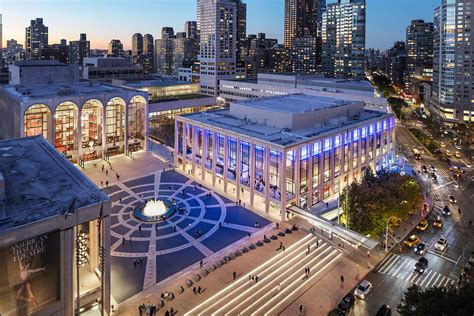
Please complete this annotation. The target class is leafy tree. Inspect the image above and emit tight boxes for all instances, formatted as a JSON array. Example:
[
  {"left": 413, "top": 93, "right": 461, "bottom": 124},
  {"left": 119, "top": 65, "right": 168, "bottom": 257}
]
[{"left": 397, "top": 284, "right": 474, "bottom": 315}]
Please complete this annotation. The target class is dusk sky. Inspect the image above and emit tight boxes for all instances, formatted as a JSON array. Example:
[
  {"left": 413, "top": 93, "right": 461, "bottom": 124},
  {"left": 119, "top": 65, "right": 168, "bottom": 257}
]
[{"left": 2, "top": 0, "right": 439, "bottom": 50}]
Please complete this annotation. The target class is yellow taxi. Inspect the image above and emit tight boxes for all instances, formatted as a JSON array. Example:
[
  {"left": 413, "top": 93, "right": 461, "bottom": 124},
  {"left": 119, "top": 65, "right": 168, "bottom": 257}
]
[
  {"left": 445, "top": 150, "right": 452, "bottom": 157},
  {"left": 434, "top": 217, "right": 444, "bottom": 228},
  {"left": 404, "top": 235, "right": 421, "bottom": 247},
  {"left": 440, "top": 142, "right": 446, "bottom": 148},
  {"left": 455, "top": 151, "right": 461, "bottom": 158},
  {"left": 416, "top": 219, "right": 429, "bottom": 231}
]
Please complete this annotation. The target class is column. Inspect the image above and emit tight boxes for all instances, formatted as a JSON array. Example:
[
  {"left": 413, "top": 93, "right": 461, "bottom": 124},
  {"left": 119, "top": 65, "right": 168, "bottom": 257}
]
[
  {"left": 264, "top": 145, "right": 270, "bottom": 214},
  {"left": 295, "top": 146, "right": 301, "bottom": 207},
  {"left": 144, "top": 100, "right": 149, "bottom": 151},
  {"left": 280, "top": 150, "right": 287, "bottom": 221},
  {"left": 201, "top": 128, "right": 206, "bottom": 181},
  {"left": 182, "top": 121, "right": 187, "bottom": 172},
  {"left": 223, "top": 135, "right": 229, "bottom": 193},
  {"left": 102, "top": 105, "right": 107, "bottom": 160},
  {"left": 125, "top": 102, "right": 129, "bottom": 155},
  {"left": 236, "top": 138, "right": 242, "bottom": 200},
  {"left": 307, "top": 144, "right": 314, "bottom": 207},
  {"left": 212, "top": 131, "right": 217, "bottom": 187},
  {"left": 191, "top": 125, "right": 197, "bottom": 176},
  {"left": 249, "top": 142, "right": 255, "bottom": 207},
  {"left": 77, "top": 108, "right": 83, "bottom": 161},
  {"left": 48, "top": 110, "right": 55, "bottom": 146},
  {"left": 174, "top": 120, "right": 179, "bottom": 167}
]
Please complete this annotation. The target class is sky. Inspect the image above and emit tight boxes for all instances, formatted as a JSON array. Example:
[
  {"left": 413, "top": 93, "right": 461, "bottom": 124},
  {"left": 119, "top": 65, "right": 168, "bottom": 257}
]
[{"left": 1, "top": 0, "right": 440, "bottom": 50}]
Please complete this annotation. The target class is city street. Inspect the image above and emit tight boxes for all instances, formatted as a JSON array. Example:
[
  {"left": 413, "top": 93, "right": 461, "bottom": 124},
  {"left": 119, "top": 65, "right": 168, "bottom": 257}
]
[{"left": 347, "top": 123, "right": 474, "bottom": 315}]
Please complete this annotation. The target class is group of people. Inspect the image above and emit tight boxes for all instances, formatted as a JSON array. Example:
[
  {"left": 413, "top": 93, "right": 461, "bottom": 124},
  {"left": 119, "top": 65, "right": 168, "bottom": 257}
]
[
  {"left": 99, "top": 162, "right": 120, "bottom": 187},
  {"left": 133, "top": 257, "right": 144, "bottom": 267}
]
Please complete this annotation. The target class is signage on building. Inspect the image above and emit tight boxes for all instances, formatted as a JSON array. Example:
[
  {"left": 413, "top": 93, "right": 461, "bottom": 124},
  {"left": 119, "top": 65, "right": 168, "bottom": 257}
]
[{"left": 0, "top": 231, "right": 60, "bottom": 316}]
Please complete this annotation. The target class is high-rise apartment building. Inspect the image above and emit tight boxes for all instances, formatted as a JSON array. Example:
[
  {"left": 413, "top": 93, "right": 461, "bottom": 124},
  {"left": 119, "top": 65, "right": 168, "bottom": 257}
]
[
  {"left": 25, "top": 18, "right": 48, "bottom": 60},
  {"left": 41, "top": 39, "right": 69, "bottom": 64},
  {"left": 108, "top": 39, "right": 124, "bottom": 57},
  {"left": 184, "top": 21, "right": 198, "bottom": 39},
  {"left": 322, "top": 0, "right": 366, "bottom": 78},
  {"left": 69, "top": 33, "right": 90, "bottom": 65},
  {"left": 132, "top": 33, "right": 144, "bottom": 57},
  {"left": 0, "top": 14, "right": 3, "bottom": 51},
  {"left": 404, "top": 20, "right": 434, "bottom": 93},
  {"left": 198, "top": 0, "right": 239, "bottom": 96},
  {"left": 431, "top": 0, "right": 473, "bottom": 125},
  {"left": 142, "top": 34, "right": 155, "bottom": 74},
  {"left": 162, "top": 27, "right": 175, "bottom": 40},
  {"left": 383, "top": 41, "right": 407, "bottom": 87}
]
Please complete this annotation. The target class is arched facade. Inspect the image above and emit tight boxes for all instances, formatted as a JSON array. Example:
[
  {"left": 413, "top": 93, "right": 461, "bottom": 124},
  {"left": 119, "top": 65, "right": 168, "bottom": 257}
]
[
  {"left": 54, "top": 101, "right": 79, "bottom": 160},
  {"left": 127, "top": 95, "right": 147, "bottom": 152},
  {"left": 24, "top": 104, "right": 52, "bottom": 140},
  {"left": 105, "top": 97, "right": 126, "bottom": 157},
  {"left": 81, "top": 99, "right": 104, "bottom": 161}
]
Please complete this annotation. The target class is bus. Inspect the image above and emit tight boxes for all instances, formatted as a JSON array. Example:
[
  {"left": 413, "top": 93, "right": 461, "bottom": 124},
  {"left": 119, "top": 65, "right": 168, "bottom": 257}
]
[{"left": 413, "top": 148, "right": 422, "bottom": 160}]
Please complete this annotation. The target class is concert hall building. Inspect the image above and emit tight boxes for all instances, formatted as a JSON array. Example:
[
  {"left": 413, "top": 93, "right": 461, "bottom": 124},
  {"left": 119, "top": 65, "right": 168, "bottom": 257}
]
[{"left": 174, "top": 94, "right": 395, "bottom": 220}]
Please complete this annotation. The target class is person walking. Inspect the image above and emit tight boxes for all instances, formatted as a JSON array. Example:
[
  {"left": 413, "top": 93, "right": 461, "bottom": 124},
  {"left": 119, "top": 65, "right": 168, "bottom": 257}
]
[
  {"left": 277, "top": 283, "right": 281, "bottom": 293},
  {"left": 200, "top": 260, "right": 203, "bottom": 268},
  {"left": 193, "top": 287, "right": 196, "bottom": 295},
  {"left": 299, "top": 304, "right": 303, "bottom": 314},
  {"left": 307, "top": 244, "right": 310, "bottom": 253},
  {"left": 340, "top": 275, "right": 344, "bottom": 283},
  {"left": 255, "top": 276, "right": 259, "bottom": 283},
  {"left": 233, "top": 271, "right": 237, "bottom": 280},
  {"left": 197, "top": 286, "right": 201, "bottom": 294}
]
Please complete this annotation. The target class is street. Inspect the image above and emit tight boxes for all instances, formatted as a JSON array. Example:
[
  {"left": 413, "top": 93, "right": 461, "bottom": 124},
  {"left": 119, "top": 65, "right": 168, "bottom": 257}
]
[{"left": 346, "top": 123, "right": 473, "bottom": 316}]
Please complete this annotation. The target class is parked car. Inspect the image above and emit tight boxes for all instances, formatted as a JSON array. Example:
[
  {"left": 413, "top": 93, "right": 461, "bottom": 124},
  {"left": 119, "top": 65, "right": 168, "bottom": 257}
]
[
  {"left": 449, "top": 195, "right": 457, "bottom": 203},
  {"left": 414, "top": 257, "right": 429, "bottom": 274},
  {"left": 431, "top": 173, "right": 438, "bottom": 181},
  {"left": 354, "top": 280, "right": 373, "bottom": 299},
  {"left": 442, "top": 205, "right": 451, "bottom": 216},
  {"left": 416, "top": 219, "right": 429, "bottom": 231},
  {"left": 336, "top": 292, "right": 356, "bottom": 314},
  {"left": 414, "top": 242, "right": 427, "bottom": 255},
  {"left": 376, "top": 304, "right": 392, "bottom": 316},
  {"left": 404, "top": 235, "right": 421, "bottom": 247},
  {"left": 433, "top": 217, "right": 444, "bottom": 228},
  {"left": 435, "top": 236, "right": 448, "bottom": 252}
]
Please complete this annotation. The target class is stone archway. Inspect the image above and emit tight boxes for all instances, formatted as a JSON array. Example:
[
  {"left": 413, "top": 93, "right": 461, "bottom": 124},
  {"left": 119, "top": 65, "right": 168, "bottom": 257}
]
[{"left": 24, "top": 104, "right": 52, "bottom": 139}]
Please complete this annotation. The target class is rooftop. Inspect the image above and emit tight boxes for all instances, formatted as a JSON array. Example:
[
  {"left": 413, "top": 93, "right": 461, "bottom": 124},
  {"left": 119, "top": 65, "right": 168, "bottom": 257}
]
[
  {"left": 123, "top": 79, "right": 196, "bottom": 88},
  {"left": 182, "top": 94, "right": 393, "bottom": 147},
  {"left": 0, "top": 136, "right": 108, "bottom": 233},
  {"left": 1, "top": 80, "right": 144, "bottom": 102},
  {"left": 12, "top": 60, "right": 70, "bottom": 67},
  {"left": 236, "top": 94, "right": 353, "bottom": 114}
]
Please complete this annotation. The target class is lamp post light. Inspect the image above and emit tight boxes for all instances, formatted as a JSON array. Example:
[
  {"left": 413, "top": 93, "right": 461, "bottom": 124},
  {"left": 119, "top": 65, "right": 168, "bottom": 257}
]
[{"left": 385, "top": 216, "right": 400, "bottom": 252}]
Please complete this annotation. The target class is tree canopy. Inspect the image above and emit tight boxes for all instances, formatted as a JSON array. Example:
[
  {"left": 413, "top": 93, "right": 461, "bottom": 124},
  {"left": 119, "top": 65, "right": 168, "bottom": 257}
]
[
  {"left": 340, "top": 168, "right": 423, "bottom": 237},
  {"left": 397, "top": 284, "right": 474, "bottom": 315}
]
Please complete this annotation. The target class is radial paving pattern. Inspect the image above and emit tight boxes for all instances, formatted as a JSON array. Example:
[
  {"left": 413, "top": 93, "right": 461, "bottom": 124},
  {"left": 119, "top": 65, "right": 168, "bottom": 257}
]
[{"left": 105, "top": 170, "right": 271, "bottom": 303}]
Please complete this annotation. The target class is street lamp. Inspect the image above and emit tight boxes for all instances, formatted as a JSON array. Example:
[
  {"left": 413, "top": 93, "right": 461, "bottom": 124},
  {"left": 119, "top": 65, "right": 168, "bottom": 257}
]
[{"left": 385, "top": 216, "right": 400, "bottom": 252}]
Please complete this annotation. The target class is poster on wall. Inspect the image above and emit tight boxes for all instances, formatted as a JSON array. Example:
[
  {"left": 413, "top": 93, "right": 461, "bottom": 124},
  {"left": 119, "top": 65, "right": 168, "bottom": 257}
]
[{"left": 0, "top": 231, "right": 60, "bottom": 316}]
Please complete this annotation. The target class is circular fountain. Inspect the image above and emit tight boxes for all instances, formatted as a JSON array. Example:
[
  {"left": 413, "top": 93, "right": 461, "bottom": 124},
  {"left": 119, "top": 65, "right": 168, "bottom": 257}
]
[{"left": 133, "top": 199, "right": 176, "bottom": 222}]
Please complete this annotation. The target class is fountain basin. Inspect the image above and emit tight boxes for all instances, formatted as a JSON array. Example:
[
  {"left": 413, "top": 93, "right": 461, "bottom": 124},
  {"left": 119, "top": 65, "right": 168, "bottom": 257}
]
[{"left": 133, "top": 199, "right": 176, "bottom": 222}]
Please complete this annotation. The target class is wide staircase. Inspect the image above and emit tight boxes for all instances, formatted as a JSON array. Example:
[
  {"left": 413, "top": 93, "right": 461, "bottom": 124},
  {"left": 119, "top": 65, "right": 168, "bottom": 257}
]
[{"left": 185, "top": 233, "right": 342, "bottom": 316}]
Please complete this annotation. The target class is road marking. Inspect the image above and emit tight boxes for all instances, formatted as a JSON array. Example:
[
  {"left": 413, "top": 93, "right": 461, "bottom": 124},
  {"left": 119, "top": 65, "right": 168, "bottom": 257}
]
[
  {"left": 438, "top": 276, "right": 447, "bottom": 287},
  {"left": 394, "top": 259, "right": 412, "bottom": 278},
  {"left": 425, "top": 270, "right": 437, "bottom": 288},
  {"left": 426, "top": 250, "right": 457, "bottom": 263},
  {"left": 409, "top": 272, "right": 420, "bottom": 284},
  {"left": 378, "top": 254, "right": 399, "bottom": 273},
  {"left": 390, "top": 257, "right": 409, "bottom": 277},
  {"left": 432, "top": 274, "right": 442, "bottom": 287},
  {"left": 419, "top": 270, "right": 433, "bottom": 287},
  {"left": 377, "top": 253, "right": 396, "bottom": 270},
  {"left": 443, "top": 277, "right": 452, "bottom": 287}
]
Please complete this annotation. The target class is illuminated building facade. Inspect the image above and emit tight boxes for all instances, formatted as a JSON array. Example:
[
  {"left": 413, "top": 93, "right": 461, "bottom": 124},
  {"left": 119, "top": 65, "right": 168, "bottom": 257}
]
[{"left": 174, "top": 94, "right": 395, "bottom": 220}]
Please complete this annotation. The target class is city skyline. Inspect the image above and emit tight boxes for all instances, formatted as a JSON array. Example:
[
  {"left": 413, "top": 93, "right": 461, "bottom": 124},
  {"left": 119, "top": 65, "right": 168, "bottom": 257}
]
[{"left": 2, "top": 0, "right": 438, "bottom": 50}]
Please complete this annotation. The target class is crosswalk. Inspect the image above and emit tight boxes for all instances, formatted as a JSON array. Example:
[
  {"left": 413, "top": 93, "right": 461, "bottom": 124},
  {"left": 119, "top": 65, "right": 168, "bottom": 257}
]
[
  {"left": 377, "top": 253, "right": 455, "bottom": 288},
  {"left": 185, "top": 234, "right": 342, "bottom": 316}
]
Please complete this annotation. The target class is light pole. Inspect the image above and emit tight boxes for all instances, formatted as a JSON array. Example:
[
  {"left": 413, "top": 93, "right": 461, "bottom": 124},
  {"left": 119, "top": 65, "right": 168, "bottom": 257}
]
[{"left": 385, "top": 216, "right": 399, "bottom": 252}]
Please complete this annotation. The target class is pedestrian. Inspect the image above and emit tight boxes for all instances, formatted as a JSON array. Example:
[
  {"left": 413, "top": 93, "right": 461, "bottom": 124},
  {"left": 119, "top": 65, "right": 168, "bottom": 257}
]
[
  {"left": 282, "top": 246, "right": 286, "bottom": 252},
  {"left": 249, "top": 275, "right": 252, "bottom": 282},
  {"left": 255, "top": 276, "right": 259, "bottom": 283},
  {"left": 280, "top": 241, "right": 283, "bottom": 249},
  {"left": 248, "top": 233, "right": 251, "bottom": 238},
  {"left": 458, "top": 208, "right": 461, "bottom": 214},
  {"left": 277, "top": 283, "right": 281, "bottom": 293},
  {"left": 219, "top": 222, "right": 222, "bottom": 228},
  {"left": 193, "top": 287, "right": 196, "bottom": 295},
  {"left": 264, "top": 234, "right": 267, "bottom": 240},
  {"left": 165, "top": 310, "right": 170, "bottom": 316},
  {"left": 106, "top": 180, "right": 109, "bottom": 187},
  {"left": 106, "top": 169, "right": 108, "bottom": 176},
  {"left": 122, "top": 237, "right": 125, "bottom": 245},
  {"left": 299, "top": 304, "right": 303, "bottom": 314},
  {"left": 200, "top": 260, "right": 203, "bottom": 268},
  {"left": 276, "top": 222, "right": 279, "bottom": 230},
  {"left": 102, "top": 165, "right": 104, "bottom": 172},
  {"left": 101, "top": 180, "right": 104, "bottom": 187},
  {"left": 469, "top": 220, "right": 472, "bottom": 226},
  {"left": 116, "top": 173, "right": 120, "bottom": 180},
  {"left": 307, "top": 244, "right": 310, "bottom": 253},
  {"left": 326, "top": 202, "right": 329, "bottom": 208},
  {"left": 367, "top": 250, "right": 370, "bottom": 258},
  {"left": 139, "top": 225, "right": 142, "bottom": 231},
  {"left": 197, "top": 286, "right": 201, "bottom": 294},
  {"left": 233, "top": 271, "right": 237, "bottom": 280},
  {"left": 340, "top": 275, "right": 344, "bottom": 283},
  {"left": 316, "top": 240, "right": 319, "bottom": 247},
  {"left": 308, "top": 267, "right": 310, "bottom": 274}
]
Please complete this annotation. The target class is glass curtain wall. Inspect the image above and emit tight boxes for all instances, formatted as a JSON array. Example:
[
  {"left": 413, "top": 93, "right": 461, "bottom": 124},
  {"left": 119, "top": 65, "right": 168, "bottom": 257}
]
[
  {"left": 240, "top": 141, "right": 250, "bottom": 187},
  {"left": 24, "top": 104, "right": 51, "bottom": 139},
  {"left": 254, "top": 145, "right": 265, "bottom": 193},
  {"left": 286, "top": 150, "right": 296, "bottom": 198},
  {"left": 227, "top": 137, "right": 237, "bottom": 180},
  {"left": 216, "top": 133, "right": 224, "bottom": 176},
  {"left": 269, "top": 150, "right": 281, "bottom": 200}
]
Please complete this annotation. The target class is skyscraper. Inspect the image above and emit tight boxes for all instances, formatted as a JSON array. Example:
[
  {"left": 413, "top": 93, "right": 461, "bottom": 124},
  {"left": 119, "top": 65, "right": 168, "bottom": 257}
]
[
  {"left": 284, "top": 0, "right": 321, "bottom": 49},
  {"left": 235, "top": 0, "right": 247, "bottom": 65},
  {"left": 25, "top": 18, "right": 48, "bottom": 60},
  {"left": 184, "top": 21, "right": 198, "bottom": 39},
  {"left": 198, "top": 0, "right": 239, "bottom": 96},
  {"left": 108, "top": 39, "right": 124, "bottom": 57},
  {"left": 142, "top": 34, "right": 155, "bottom": 74},
  {"left": 69, "top": 33, "right": 90, "bottom": 65},
  {"left": 41, "top": 39, "right": 69, "bottom": 64},
  {"left": 404, "top": 20, "right": 434, "bottom": 93},
  {"left": 161, "top": 27, "right": 175, "bottom": 40},
  {"left": 0, "top": 14, "right": 3, "bottom": 51},
  {"left": 322, "top": 0, "right": 366, "bottom": 78},
  {"left": 132, "top": 33, "right": 143, "bottom": 57},
  {"left": 431, "top": 0, "right": 473, "bottom": 125}
]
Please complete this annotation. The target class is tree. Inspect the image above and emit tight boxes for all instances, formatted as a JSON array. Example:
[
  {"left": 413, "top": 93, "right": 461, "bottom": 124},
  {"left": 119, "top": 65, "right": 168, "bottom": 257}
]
[{"left": 397, "top": 284, "right": 474, "bottom": 315}]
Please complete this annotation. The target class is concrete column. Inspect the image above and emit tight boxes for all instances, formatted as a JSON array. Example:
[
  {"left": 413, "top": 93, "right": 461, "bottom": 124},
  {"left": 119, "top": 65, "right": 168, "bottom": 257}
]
[
  {"left": 102, "top": 105, "right": 107, "bottom": 160},
  {"left": 125, "top": 102, "right": 129, "bottom": 155},
  {"left": 102, "top": 215, "right": 111, "bottom": 316},
  {"left": 49, "top": 110, "right": 55, "bottom": 146},
  {"left": 223, "top": 134, "right": 229, "bottom": 193},
  {"left": 88, "top": 220, "right": 99, "bottom": 273},
  {"left": 144, "top": 100, "right": 149, "bottom": 151},
  {"left": 174, "top": 120, "right": 179, "bottom": 167},
  {"left": 307, "top": 144, "right": 314, "bottom": 207},
  {"left": 200, "top": 128, "right": 205, "bottom": 181},
  {"left": 191, "top": 124, "right": 196, "bottom": 176},
  {"left": 77, "top": 107, "right": 83, "bottom": 161},
  {"left": 249, "top": 142, "right": 255, "bottom": 207},
  {"left": 280, "top": 150, "right": 287, "bottom": 221},
  {"left": 62, "top": 228, "right": 74, "bottom": 316},
  {"left": 182, "top": 122, "right": 187, "bottom": 172},
  {"left": 236, "top": 138, "right": 242, "bottom": 200},
  {"left": 264, "top": 145, "right": 270, "bottom": 214},
  {"left": 212, "top": 131, "right": 217, "bottom": 187},
  {"left": 295, "top": 146, "right": 301, "bottom": 207}
]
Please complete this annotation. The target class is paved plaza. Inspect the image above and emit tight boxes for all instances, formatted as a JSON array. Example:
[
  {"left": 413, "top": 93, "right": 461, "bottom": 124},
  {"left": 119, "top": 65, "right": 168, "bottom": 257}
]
[{"left": 83, "top": 152, "right": 272, "bottom": 303}]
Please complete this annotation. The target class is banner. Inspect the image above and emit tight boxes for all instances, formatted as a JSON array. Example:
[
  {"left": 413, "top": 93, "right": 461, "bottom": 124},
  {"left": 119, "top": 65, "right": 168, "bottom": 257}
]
[{"left": 0, "top": 231, "right": 60, "bottom": 316}]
